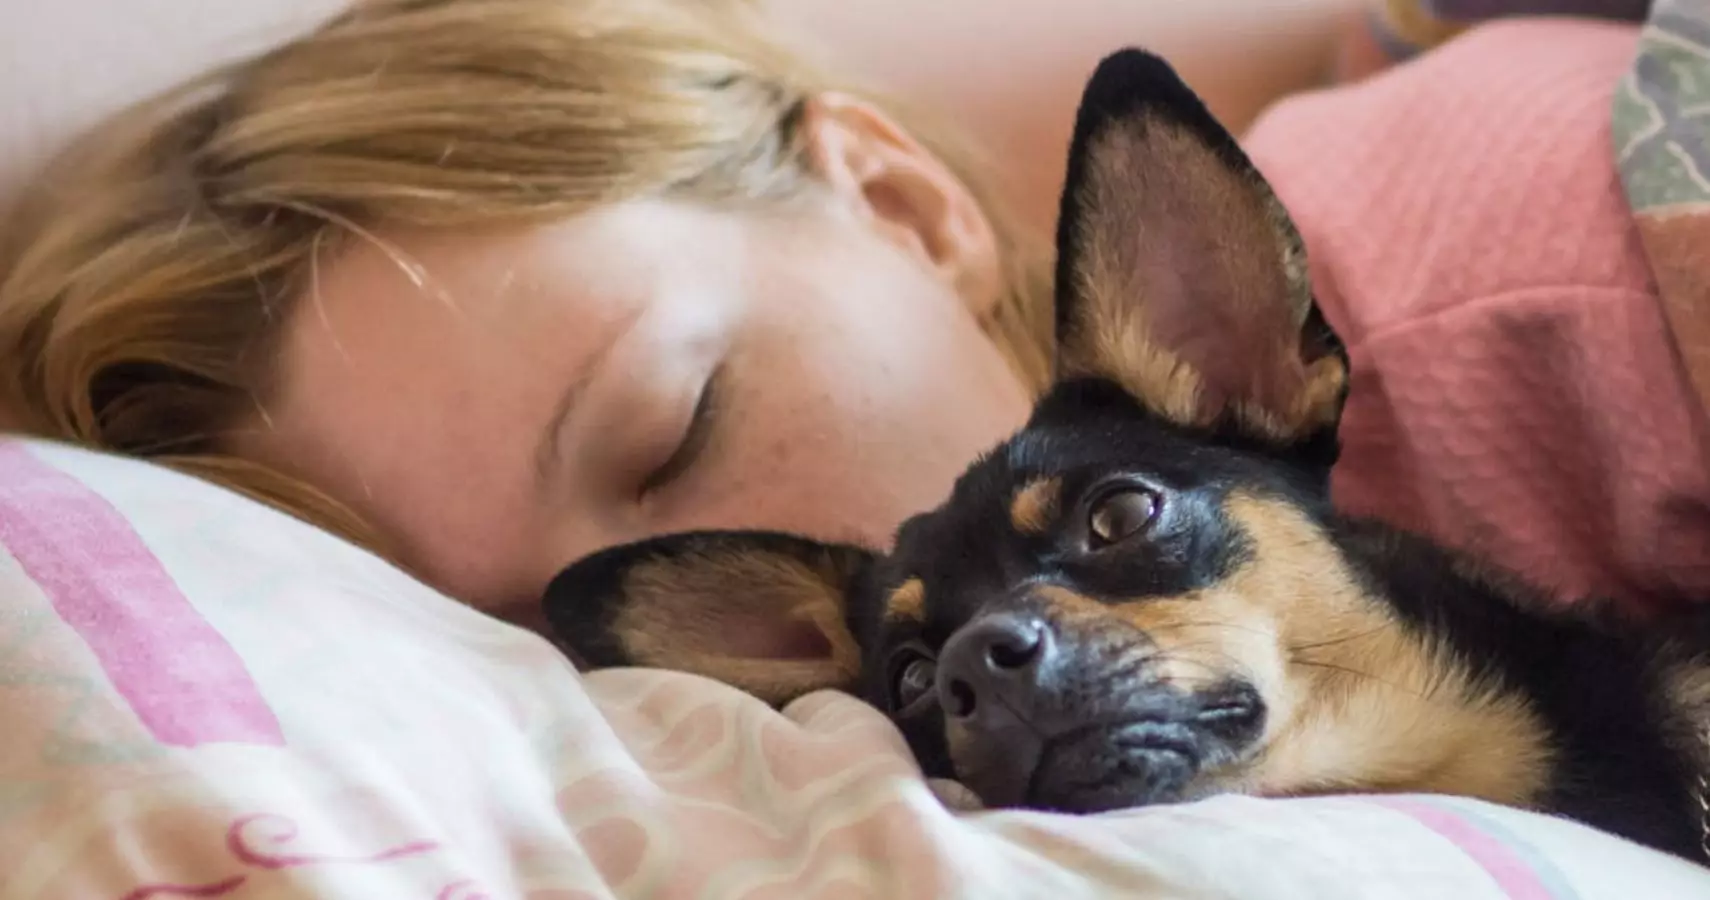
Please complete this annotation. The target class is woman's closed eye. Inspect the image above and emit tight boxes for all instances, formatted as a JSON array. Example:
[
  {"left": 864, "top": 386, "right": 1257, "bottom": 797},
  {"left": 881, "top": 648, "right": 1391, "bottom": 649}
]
[{"left": 638, "top": 363, "right": 724, "bottom": 498}]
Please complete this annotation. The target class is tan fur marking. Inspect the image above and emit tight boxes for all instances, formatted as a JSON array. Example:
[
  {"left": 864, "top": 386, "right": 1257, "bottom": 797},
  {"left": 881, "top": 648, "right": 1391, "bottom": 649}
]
[
  {"left": 1666, "top": 660, "right": 1710, "bottom": 718},
  {"left": 611, "top": 550, "right": 861, "bottom": 706},
  {"left": 1030, "top": 585, "right": 1118, "bottom": 636},
  {"left": 1026, "top": 492, "right": 1556, "bottom": 808},
  {"left": 885, "top": 578, "right": 927, "bottom": 624},
  {"left": 1059, "top": 118, "right": 1343, "bottom": 444},
  {"left": 1661, "top": 654, "right": 1710, "bottom": 776},
  {"left": 1205, "top": 494, "right": 1553, "bottom": 805},
  {"left": 1009, "top": 477, "right": 1062, "bottom": 536}
]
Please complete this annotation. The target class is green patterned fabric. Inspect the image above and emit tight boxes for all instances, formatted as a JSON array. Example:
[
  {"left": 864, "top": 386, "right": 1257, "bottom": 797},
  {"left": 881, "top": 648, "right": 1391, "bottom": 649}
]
[
  {"left": 1614, "top": 0, "right": 1710, "bottom": 415},
  {"left": 1617, "top": 2, "right": 1710, "bottom": 211}
]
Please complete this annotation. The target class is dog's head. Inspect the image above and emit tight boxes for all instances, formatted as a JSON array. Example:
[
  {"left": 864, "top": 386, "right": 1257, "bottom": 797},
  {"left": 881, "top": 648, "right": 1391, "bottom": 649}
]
[{"left": 543, "top": 50, "right": 1368, "bottom": 812}]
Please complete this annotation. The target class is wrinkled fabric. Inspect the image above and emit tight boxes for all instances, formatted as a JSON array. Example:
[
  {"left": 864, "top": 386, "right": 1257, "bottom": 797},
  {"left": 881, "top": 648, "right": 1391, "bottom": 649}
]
[
  {"left": 1245, "top": 19, "right": 1710, "bottom": 612},
  {"left": 2, "top": 435, "right": 1708, "bottom": 897}
]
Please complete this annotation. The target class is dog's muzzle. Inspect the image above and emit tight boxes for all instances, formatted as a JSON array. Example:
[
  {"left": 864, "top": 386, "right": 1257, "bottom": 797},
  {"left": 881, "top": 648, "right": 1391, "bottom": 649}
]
[{"left": 933, "top": 600, "right": 1265, "bottom": 813}]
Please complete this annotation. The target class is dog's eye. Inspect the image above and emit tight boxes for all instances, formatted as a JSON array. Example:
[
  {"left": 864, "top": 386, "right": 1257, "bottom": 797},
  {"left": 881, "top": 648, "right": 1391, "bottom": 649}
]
[
  {"left": 887, "top": 643, "right": 938, "bottom": 717},
  {"left": 1088, "top": 486, "right": 1161, "bottom": 547}
]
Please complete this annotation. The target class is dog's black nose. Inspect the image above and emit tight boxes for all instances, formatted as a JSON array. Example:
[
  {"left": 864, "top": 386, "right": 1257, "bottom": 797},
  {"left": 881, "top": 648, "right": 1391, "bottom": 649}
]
[{"left": 937, "top": 613, "right": 1053, "bottom": 729}]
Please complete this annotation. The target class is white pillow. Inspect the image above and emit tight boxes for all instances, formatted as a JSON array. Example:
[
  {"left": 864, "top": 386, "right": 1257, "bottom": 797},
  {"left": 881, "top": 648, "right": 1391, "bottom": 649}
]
[{"left": 0, "top": 434, "right": 1705, "bottom": 898}]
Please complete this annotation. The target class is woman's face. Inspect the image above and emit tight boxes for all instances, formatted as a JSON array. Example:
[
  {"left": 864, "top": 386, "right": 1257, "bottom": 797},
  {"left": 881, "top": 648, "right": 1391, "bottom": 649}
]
[{"left": 248, "top": 195, "right": 1034, "bottom": 628}]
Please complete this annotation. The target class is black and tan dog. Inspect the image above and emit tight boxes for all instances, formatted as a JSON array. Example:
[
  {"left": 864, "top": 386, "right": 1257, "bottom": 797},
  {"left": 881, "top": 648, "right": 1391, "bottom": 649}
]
[{"left": 543, "top": 49, "right": 1710, "bottom": 863}]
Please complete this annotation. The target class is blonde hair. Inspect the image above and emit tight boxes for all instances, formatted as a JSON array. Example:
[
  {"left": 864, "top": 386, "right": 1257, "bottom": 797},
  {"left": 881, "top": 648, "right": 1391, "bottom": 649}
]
[{"left": 0, "top": 0, "right": 1051, "bottom": 551}]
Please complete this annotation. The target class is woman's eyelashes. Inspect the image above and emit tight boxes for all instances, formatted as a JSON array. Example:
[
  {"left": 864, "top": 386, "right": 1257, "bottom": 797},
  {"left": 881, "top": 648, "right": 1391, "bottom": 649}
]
[{"left": 638, "top": 364, "right": 724, "bottom": 498}]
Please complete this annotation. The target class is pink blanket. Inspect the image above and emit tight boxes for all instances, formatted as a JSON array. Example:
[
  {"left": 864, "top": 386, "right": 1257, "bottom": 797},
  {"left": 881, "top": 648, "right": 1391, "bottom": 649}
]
[{"left": 1246, "top": 16, "right": 1710, "bottom": 614}]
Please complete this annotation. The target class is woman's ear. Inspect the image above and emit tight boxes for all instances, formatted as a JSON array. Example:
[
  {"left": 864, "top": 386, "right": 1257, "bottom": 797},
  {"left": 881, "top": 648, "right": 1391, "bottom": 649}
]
[{"left": 802, "top": 92, "right": 1002, "bottom": 321}]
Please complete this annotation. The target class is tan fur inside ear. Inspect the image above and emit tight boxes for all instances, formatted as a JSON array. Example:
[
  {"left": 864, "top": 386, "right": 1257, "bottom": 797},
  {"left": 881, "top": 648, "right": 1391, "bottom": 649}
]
[
  {"left": 610, "top": 550, "right": 862, "bottom": 706},
  {"left": 1058, "top": 117, "right": 1341, "bottom": 443},
  {"left": 1228, "top": 355, "right": 1349, "bottom": 444}
]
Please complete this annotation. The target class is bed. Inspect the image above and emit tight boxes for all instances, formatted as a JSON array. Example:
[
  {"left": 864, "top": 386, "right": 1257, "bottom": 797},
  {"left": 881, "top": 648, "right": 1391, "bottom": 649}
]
[
  {"left": 4, "top": 437, "right": 1708, "bottom": 896},
  {"left": 3, "top": 2, "right": 1709, "bottom": 897}
]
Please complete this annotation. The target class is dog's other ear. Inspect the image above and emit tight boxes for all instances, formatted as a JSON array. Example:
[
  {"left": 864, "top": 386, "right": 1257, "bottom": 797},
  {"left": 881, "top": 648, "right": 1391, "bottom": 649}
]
[
  {"left": 1053, "top": 49, "right": 1348, "bottom": 466},
  {"left": 542, "top": 531, "right": 875, "bottom": 706}
]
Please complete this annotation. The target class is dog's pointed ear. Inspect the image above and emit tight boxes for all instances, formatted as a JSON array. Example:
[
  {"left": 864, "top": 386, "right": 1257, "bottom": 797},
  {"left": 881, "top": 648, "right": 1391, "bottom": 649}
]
[
  {"left": 542, "top": 531, "right": 875, "bottom": 706},
  {"left": 1052, "top": 49, "right": 1348, "bottom": 466}
]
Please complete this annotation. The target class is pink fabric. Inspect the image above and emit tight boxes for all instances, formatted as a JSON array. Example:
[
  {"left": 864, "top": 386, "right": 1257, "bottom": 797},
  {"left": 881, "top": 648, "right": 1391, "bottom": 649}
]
[
  {"left": 1244, "top": 19, "right": 1710, "bottom": 613},
  {"left": 0, "top": 441, "right": 284, "bottom": 747},
  {"left": 1371, "top": 798, "right": 1564, "bottom": 900}
]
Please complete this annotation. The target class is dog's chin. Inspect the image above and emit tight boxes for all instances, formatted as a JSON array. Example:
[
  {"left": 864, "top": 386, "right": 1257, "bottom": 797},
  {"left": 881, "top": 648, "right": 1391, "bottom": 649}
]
[
  {"left": 952, "top": 690, "right": 1266, "bottom": 814},
  {"left": 971, "top": 720, "right": 1206, "bottom": 813}
]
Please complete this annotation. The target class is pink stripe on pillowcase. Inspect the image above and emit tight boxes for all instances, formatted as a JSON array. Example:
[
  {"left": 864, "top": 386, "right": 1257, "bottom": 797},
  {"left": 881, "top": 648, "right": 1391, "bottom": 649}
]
[
  {"left": 0, "top": 441, "right": 284, "bottom": 747},
  {"left": 1371, "top": 797, "right": 1574, "bottom": 899}
]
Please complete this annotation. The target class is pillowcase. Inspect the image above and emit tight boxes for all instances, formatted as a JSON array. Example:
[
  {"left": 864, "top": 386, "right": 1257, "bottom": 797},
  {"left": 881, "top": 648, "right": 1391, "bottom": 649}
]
[{"left": 1, "top": 434, "right": 1706, "bottom": 898}]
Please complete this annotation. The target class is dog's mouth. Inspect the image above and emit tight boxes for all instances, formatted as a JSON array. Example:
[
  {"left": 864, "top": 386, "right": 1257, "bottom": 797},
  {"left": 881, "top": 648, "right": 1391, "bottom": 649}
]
[{"left": 957, "top": 685, "right": 1265, "bottom": 813}]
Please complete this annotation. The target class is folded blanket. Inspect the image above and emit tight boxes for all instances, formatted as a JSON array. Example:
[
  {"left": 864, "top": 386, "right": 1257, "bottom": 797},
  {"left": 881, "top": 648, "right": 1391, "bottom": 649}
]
[{"left": 1246, "top": 16, "right": 1710, "bottom": 612}]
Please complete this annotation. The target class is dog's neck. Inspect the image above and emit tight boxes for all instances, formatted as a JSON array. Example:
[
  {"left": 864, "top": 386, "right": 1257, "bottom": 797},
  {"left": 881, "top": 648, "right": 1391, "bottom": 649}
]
[
  {"left": 1331, "top": 515, "right": 1710, "bottom": 860},
  {"left": 1236, "top": 621, "right": 1558, "bottom": 806}
]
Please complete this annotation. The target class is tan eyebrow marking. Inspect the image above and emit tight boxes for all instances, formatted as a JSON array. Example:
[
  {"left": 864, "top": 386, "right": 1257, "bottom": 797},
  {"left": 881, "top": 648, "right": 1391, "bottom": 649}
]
[
  {"left": 885, "top": 578, "right": 926, "bottom": 623},
  {"left": 1009, "top": 477, "right": 1062, "bottom": 535}
]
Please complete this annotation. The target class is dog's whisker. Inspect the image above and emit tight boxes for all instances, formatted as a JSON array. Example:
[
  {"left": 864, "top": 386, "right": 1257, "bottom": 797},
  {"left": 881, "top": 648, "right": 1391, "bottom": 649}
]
[
  {"left": 1285, "top": 624, "right": 1393, "bottom": 654},
  {"left": 1286, "top": 657, "right": 1427, "bottom": 700},
  {"left": 1133, "top": 619, "right": 1274, "bottom": 639}
]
